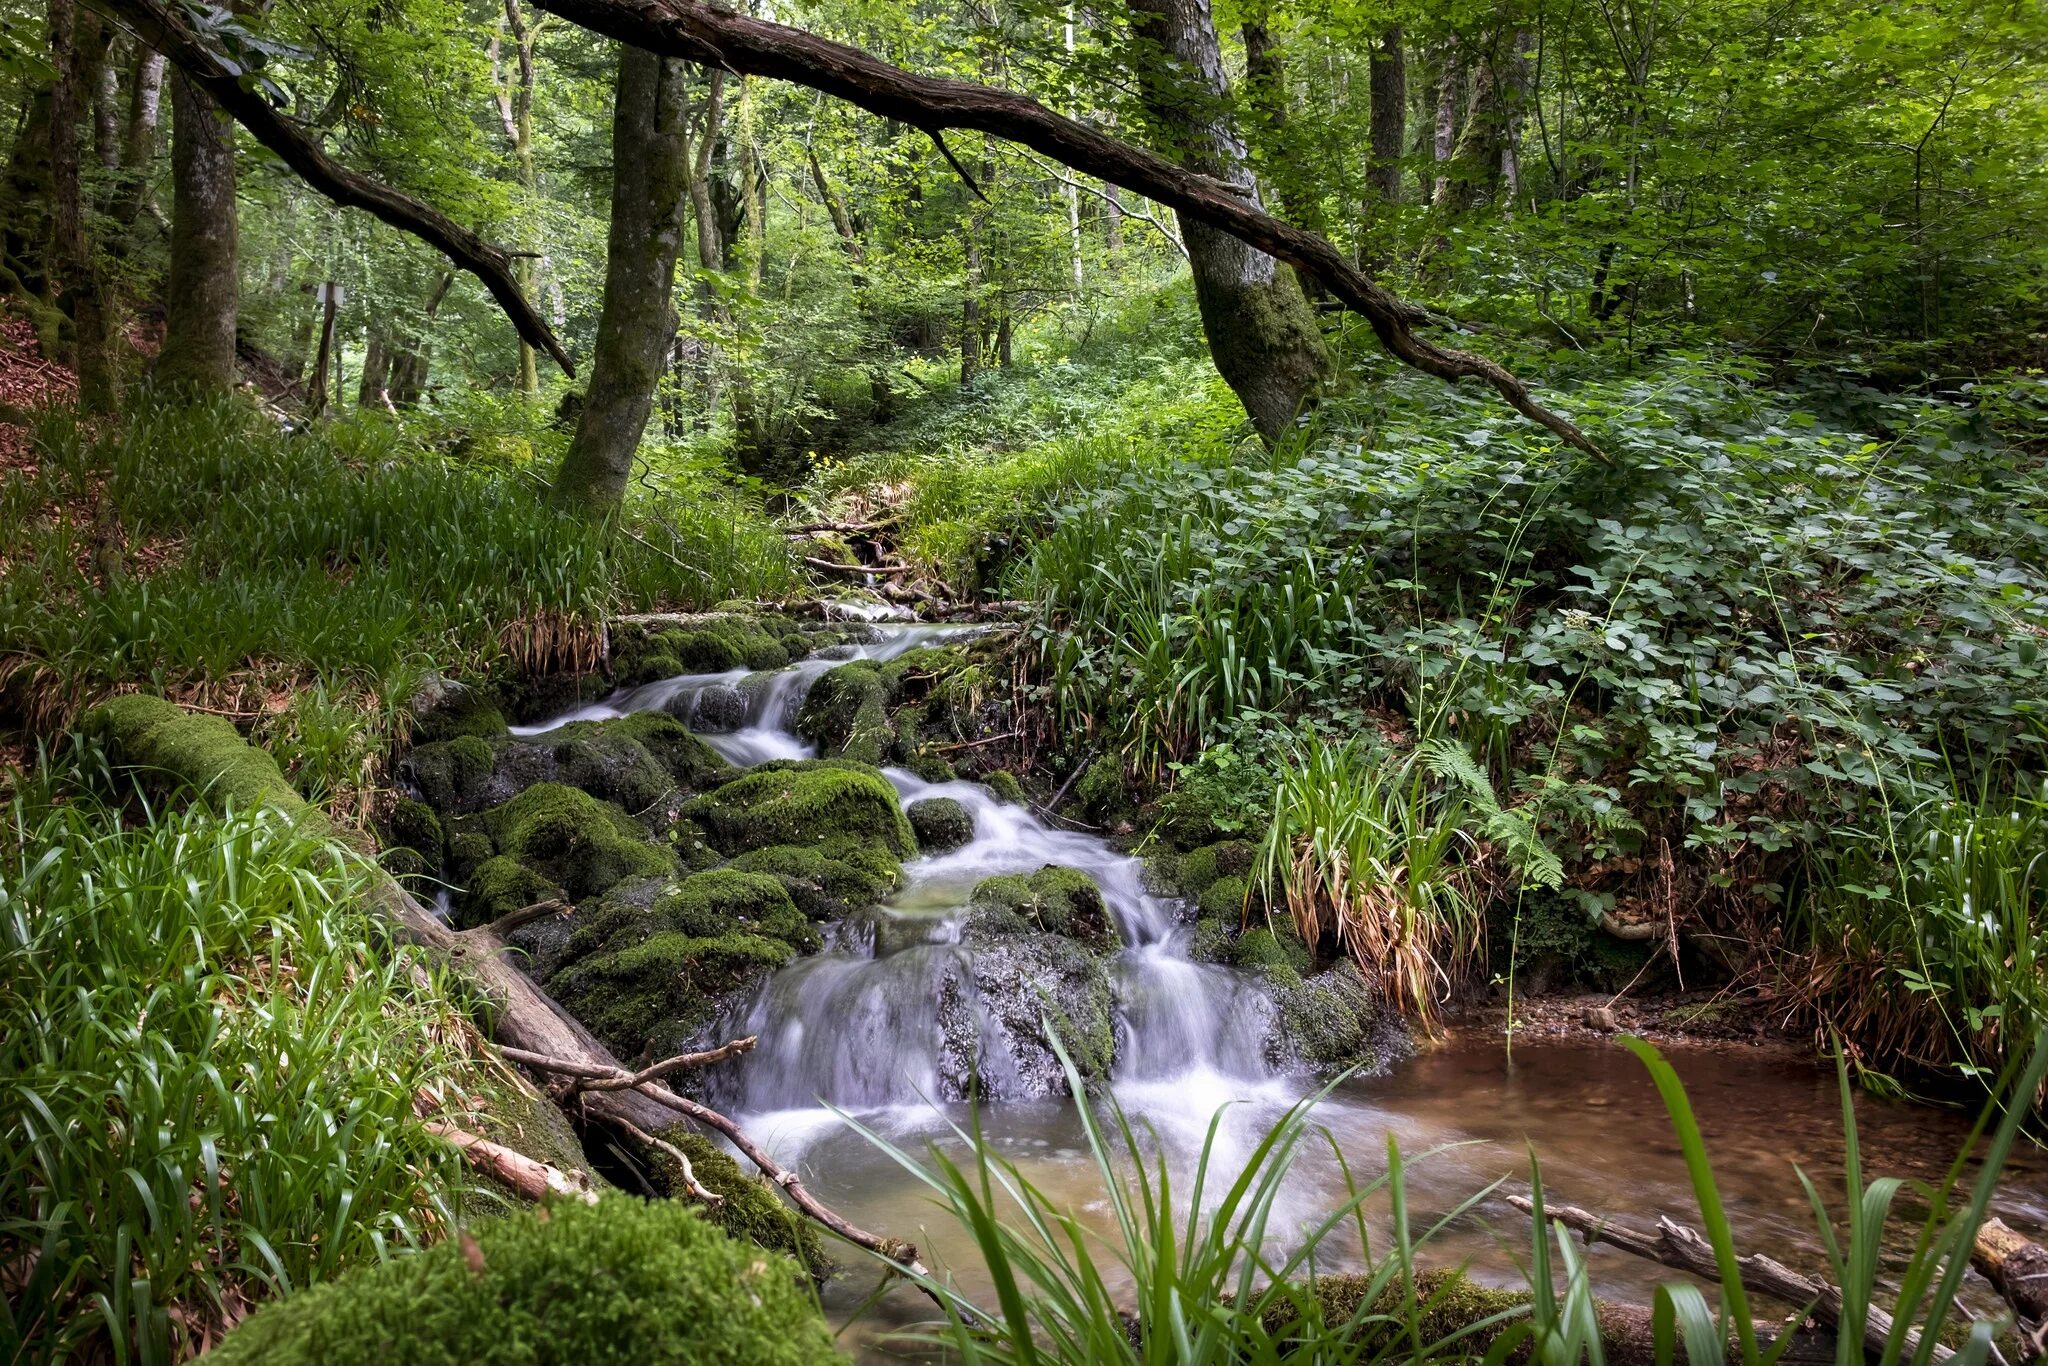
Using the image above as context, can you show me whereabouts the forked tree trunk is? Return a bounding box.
[1127,0,1327,445]
[154,68,239,393]
[549,45,690,515]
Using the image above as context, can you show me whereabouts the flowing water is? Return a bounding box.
[522,622,2048,1349]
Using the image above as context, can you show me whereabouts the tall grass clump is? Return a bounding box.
[0,394,794,730]
[1797,766,2048,1100]
[0,752,483,1361]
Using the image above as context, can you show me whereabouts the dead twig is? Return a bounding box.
[609,1116,724,1206]
[425,1120,598,1204]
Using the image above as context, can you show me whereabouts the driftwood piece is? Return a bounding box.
[425,1120,598,1204]
[528,0,1599,459]
[97,0,574,375]
[801,555,914,577]
[1975,1219,2048,1359]
[1508,1195,1953,1365]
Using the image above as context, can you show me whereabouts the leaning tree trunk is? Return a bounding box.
[548,45,690,516]
[154,68,239,393]
[1127,0,1327,445]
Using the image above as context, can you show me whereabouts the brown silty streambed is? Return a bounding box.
[788,1036,2048,1352]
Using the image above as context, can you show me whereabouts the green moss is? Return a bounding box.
[460,856,563,929]
[905,749,957,783]
[875,645,963,697]
[728,842,899,919]
[1072,752,1126,821]
[1230,926,1312,977]
[209,1193,836,1364]
[566,869,818,960]
[446,830,493,882]
[1280,1270,1531,1356]
[380,846,428,883]
[646,1130,827,1279]
[385,798,443,860]
[686,763,915,857]
[984,770,1026,804]
[794,661,893,765]
[1198,873,1252,923]
[970,866,1113,949]
[481,783,674,901]
[404,735,496,814]
[906,796,975,852]
[83,695,322,829]
[1179,840,1257,897]
[550,930,795,1060]
[410,681,507,744]
[1275,960,1388,1071]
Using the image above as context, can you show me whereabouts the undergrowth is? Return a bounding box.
[0,747,490,1361]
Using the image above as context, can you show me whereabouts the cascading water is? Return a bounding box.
[516,621,1292,1157]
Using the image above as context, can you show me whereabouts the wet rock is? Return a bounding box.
[550,929,799,1064]
[1264,960,1409,1076]
[446,829,493,882]
[401,735,495,813]
[727,841,901,920]
[906,796,974,853]
[408,713,732,818]
[564,868,818,962]
[613,615,798,685]
[968,866,1113,950]
[476,782,675,903]
[407,673,507,744]
[686,761,915,857]
[459,855,564,930]
[794,661,892,765]
[950,909,1117,1097]
[383,797,443,862]
[982,770,1026,805]
[683,684,748,733]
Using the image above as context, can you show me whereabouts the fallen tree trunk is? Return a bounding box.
[1974,1219,2048,1358]
[1509,1195,1953,1364]
[528,0,1596,457]
[425,1120,599,1203]
[95,0,573,375]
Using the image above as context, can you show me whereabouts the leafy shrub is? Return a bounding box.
[208,1192,837,1364]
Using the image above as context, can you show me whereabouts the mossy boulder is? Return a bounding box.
[459,855,563,930]
[401,735,496,814]
[476,713,730,816]
[479,783,674,902]
[208,1193,837,1365]
[384,797,443,861]
[645,1129,827,1279]
[616,615,796,685]
[677,683,747,733]
[983,770,1026,805]
[1198,873,1252,924]
[968,866,1113,949]
[564,869,818,962]
[906,796,975,853]
[952,906,1117,1095]
[1267,959,1407,1075]
[728,841,901,919]
[687,762,914,857]
[794,661,893,764]
[406,675,507,744]
[446,830,494,882]
[1176,839,1257,897]
[1072,753,1127,822]
[550,929,796,1062]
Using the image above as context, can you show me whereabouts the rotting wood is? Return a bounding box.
[425,1120,598,1204]
[1509,1195,1953,1364]
[802,555,914,577]
[1974,1219,2048,1359]
[95,0,573,375]
[528,0,1599,458]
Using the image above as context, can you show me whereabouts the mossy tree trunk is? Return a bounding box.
[51,0,122,412]
[1126,0,1329,446]
[548,45,690,517]
[154,68,239,394]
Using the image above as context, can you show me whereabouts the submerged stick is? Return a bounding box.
[1509,1195,1953,1364]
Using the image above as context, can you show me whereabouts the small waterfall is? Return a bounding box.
[519,621,1288,1153]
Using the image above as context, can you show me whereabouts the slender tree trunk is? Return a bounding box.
[108,49,166,229]
[1432,48,1461,209]
[1,81,54,296]
[1126,0,1327,445]
[1368,27,1405,204]
[497,0,542,397]
[960,233,982,385]
[154,67,238,393]
[52,0,120,411]
[357,325,390,408]
[549,46,689,515]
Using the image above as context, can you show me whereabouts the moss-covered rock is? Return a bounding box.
[983,770,1026,805]
[687,762,915,857]
[728,842,900,919]
[402,735,495,814]
[406,675,507,744]
[1072,753,1126,822]
[475,714,729,816]
[969,866,1113,949]
[384,797,443,860]
[479,783,674,901]
[794,661,893,764]
[616,615,796,684]
[565,869,818,961]
[446,829,493,882]
[1177,840,1258,897]
[953,906,1117,1094]
[550,929,796,1062]
[1198,873,1252,923]
[208,1193,837,1365]
[379,846,428,884]
[1267,959,1407,1075]
[645,1129,827,1279]
[906,796,975,852]
[679,683,747,733]
[459,855,563,929]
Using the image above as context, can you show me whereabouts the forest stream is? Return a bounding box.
[512,621,2048,1351]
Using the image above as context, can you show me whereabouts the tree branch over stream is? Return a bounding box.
[527,0,1600,457]
[91,0,576,376]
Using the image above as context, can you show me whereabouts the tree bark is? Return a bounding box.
[107,48,166,230]
[1127,0,1327,445]
[523,0,1598,456]
[495,0,541,397]
[1432,47,1462,209]
[1368,27,1405,205]
[51,0,121,411]
[549,45,690,515]
[154,68,239,393]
